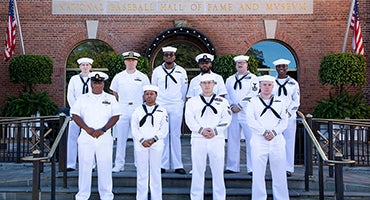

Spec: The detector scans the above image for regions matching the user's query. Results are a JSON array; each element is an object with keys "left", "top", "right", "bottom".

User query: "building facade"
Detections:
[{"left": 0, "top": 0, "right": 369, "bottom": 114}]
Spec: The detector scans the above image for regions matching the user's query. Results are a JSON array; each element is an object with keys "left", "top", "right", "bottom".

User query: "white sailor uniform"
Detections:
[
  {"left": 272, "top": 76, "right": 300, "bottom": 173},
  {"left": 66, "top": 73, "right": 92, "bottom": 170},
  {"left": 185, "top": 94, "right": 232, "bottom": 200},
  {"left": 131, "top": 103, "right": 169, "bottom": 200},
  {"left": 151, "top": 63, "right": 188, "bottom": 170},
  {"left": 110, "top": 70, "right": 150, "bottom": 171},
  {"left": 225, "top": 72, "right": 259, "bottom": 173},
  {"left": 246, "top": 94, "right": 289, "bottom": 200},
  {"left": 186, "top": 71, "right": 227, "bottom": 98},
  {"left": 71, "top": 92, "right": 121, "bottom": 200}
]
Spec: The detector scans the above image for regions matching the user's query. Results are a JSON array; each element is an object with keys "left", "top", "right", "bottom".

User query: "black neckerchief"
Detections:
[
  {"left": 139, "top": 104, "right": 159, "bottom": 127},
  {"left": 275, "top": 78, "right": 289, "bottom": 96},
  {"left": 233, "top": 73, "right": 249, "bottom": 90},
  {"left": 200, "top": 94, "right": 218, "bottom": 117},
  {"left": 162, "top": 66, "right": 178, "bottom": 89},
  {"left": 259, "top": 96, "right": 281, "bottom": 119},
  {"left": 79, "top": 75, "right": 90, "bottom": 94}
]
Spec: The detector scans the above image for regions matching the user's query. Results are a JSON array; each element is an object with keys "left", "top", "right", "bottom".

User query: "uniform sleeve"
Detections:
[
  {"left": 185, "top": 99, "right": 202, "bottom": 133},
  {"left": 181, "top": 69, "right": 189, "bottom": 101},
  {"left": 224, "top": 77, "right": 233, "bottom": 104},
  {"left": 130, "top": 109, "right": 142, "bottom": 142},
  {"left": 216, "top": 76, "right": 227, "bottom": 96},
  {"left": 245, "top": 98, "right": 266, "bottom": 135},
  {"left": 156, "top": 108, "right": 169, "bottom": 140},
  {"left": 110, "top": 75, "right": 118, "bottom": 92},
  {"left": 70, "top": 95, "right": 82, "bottom": 117},
  {"left": 151, "top": 68, "right": 158, "bottom": 87},
  {"left": 288, "top": 81, "right": 300, "bottom": 116},
  {"left": 273, "top": 104, "right": 289, "bottom": 134},
  {"left": 186, "top": 79, "right": 195, "bottom": 98},
  {"left": 143, "top": 74, "right": 150, "bottom": 86},
  {"left": 214, "top": 99, "right": 232, "bottom": 135},
  {"left": 67, "top": 76, "right": 76, "bottom": 107},
  {"left": 110, "top": 95, "right": 121, "bottom": 116}
]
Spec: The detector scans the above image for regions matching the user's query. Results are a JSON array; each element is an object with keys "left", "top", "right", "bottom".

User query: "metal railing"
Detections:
[
  {"left": 298, "top": 111, "right": 356, "bottom": 200},
  {"left": 21, "top": 115, "right": 70, "bottom": 200}
]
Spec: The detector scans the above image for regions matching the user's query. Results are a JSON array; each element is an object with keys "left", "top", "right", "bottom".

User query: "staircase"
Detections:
[{"left": 1, "top": 136, "right": 370, "bottom": 199}]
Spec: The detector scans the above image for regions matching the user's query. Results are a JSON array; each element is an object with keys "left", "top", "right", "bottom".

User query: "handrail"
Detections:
[
  {"left": 22, "top": 116, "right": 70, "bottom": 162},
  {"left": 297, "top": 111, "right": 355, "bottom": 200},
  {"left": 297, "top": 111, "right": 355, "bottom": 165}
]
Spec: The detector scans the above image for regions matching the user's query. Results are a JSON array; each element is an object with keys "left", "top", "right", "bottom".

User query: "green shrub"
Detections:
[
  {"left": 2, "top": 92, "right": 58, "bottom": 117},
  {"left": 313, "top": 91, "right": 370, "bottom": 119},
  {"left": 9, "top": 55, "right": 53, "bottom": 93}
]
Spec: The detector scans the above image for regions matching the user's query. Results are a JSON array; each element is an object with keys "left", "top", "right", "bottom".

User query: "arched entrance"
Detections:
[{"left": 145, "top": 27, "right": 216, "bottom": 80}]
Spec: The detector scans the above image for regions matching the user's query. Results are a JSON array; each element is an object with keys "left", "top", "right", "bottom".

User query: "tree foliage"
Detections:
[{"left": 9, "top": 55, "right": 53, "bottom": 93}]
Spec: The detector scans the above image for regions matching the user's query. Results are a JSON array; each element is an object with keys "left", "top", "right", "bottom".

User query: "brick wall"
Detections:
[{"left": 0, "top": 0, "right": 369, "bottom": 115}]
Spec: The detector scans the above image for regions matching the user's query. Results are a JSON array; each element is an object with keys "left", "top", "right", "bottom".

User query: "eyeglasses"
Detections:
[{"left": 164, "top": 53, "right": 175, "bottom": 57}]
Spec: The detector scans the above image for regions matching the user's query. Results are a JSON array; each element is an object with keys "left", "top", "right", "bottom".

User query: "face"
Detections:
[
  {"left": 143, "top": 90, "right": 157, "bottom": 105},
  {"left": 235, "top": 60, "right": 248, "bottom": 74},
  {"left": 259, "top": 81, "right": 274, "bottom": 96},
  {"left": 276, "top": 64, "right": 288, "bottom": 77},
  {"left": 200, "top": 80, "right": 215, "bottom": 94},
  {"left": 163, "top": 52, "right": 176, "bottom": 65},
  {"left": 199, "top": 61, "right": 212, "bottom": 74},
  {"left": 124, "top": 58, "right": 138, "bottom": 70},
  {"left": 79, "top": 63, "right": 92, "bottom": 74},
  {"left": 91, "top": 81, "right": 104, "bottom": 94}
]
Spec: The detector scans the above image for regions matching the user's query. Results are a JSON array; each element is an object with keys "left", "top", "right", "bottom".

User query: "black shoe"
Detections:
[
  {"left": 248, "top": 172, "right": 253, "bottom": 176},
  {"left": 224, "top": 170, "right": 237, "bottom": 174},
  {"left": 286, "top": 171, "right": 292, "bottom": 177},
  {"left": 66, "top": 168, "right": 75, "bottom": 172},
  {"left": 175, "top": 168, "right": 186, "bottom": 174},
  {"left": 161, "top": 168, "right": 166, "bottom": 173}
]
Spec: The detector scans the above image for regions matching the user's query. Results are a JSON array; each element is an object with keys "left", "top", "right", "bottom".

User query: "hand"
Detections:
[
  {"left": 231, "top": 105, "right": 241, "bottom": 113},
  {"left": 201, "top": 128, "right": 215, "bottom": 139},
  {"left": 263, "top": 130, "right": 274, "bottom": 141}
]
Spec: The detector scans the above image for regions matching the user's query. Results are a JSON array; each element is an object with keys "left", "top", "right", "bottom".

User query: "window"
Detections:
[{"left": 247, "top": 40, "right": 298, "bottom": 80}]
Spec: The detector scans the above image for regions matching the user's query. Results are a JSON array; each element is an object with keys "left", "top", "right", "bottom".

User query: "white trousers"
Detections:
[
  {"left": 161, "top": 103, "right": 184, "bottom": 170},
  {"left": 67, "top": 120, "right": 80, "bottom": 169},
  {"left": 191, "top": 137, "right": 225, "bottom": 200},
  {"left": 136, "top": 147, "right": 163, "bottom": 200},
  {"left": 75, "top": 131, "right": 114, "bottom": 200},
  {"left": 225, "top": 113, "right": 252, "bottom": 172},
  {"left": 251, "top": 134, "right": 289, "bottom": 200},
  {"left": 113, "top": 106, "right": 135, "bottom": 168},
  {"left": 283, "top": 117, "right": 297, "bottom": 173}
]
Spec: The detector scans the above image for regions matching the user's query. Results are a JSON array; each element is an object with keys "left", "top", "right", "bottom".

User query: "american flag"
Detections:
[
  {"left": 350, "top": 0, "right": 364, "bottom": 55},
  {"left": 4, "top": 0, "right": 17, "bottom": 61}
]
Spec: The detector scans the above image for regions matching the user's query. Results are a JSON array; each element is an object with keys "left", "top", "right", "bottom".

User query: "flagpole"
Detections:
[
  {"left": 341, "top": 0, "right": 356, "bottom": 53},
  {"left": 13, "top": 0, "right": 25, "bottom": 55}
]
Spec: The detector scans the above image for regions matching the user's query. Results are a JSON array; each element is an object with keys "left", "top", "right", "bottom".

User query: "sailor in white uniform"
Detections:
[
  {"left": 111, "top": 51, "right": 150, "bottom": 173},
  {"left": 66, "top": 57, "right": 93, "bottom": 171},
  {"left": 272, "top": 58, "right": 300, "bottom": 177},
  {"left": 224, "top": 55, "right": 259, "bottom": 174},
  {"left": 151, "top": 46, "right": 188, "bottom": 174},
  {"left": 186, "top": 53, "right": 227, "bottom": 99},
  {"left": 71, "top": 72, "right": 120, "bottom": 200},
  {"left": 131, "top": 85, "right": 169, "bottom": 200},
  {"left": 246, "top": 75, "right": 289, "bottom": 200},
  {"left": 185, "top": 74, "right": 232, "bottom": 200}
]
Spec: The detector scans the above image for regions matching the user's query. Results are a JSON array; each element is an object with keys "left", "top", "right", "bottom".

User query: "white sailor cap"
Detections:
[
  {"left": 272, "top": 58, "right": 291, "bottom": 66},
  {"left": 77, "top": 57, "right": 94, "bottom": 65},
  {"left": 143, "top": 85, "right": 159, "bottom": 92},
  {"left": 89, "top": 71, "right": 109, "bottom": 82},
  {"left": 195, "top": 53, "right": 214, "bottom": 63},
  {"left": 199, "top": 73, "right": 215, "bottom": 82},
  {"left": 162, "top": 46, "right": 177, "bottom": 52},
  {"left": 258, "top": 75, "right": 276, "bottom": 82},
  {"left": 233, "top": 55, "right": 250, "bottom": 62},
  {"left": 122, "top": 51, "right": 140, "bottom": 60}
]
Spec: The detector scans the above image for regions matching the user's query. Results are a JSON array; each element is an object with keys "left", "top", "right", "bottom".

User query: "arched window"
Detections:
[{"left": 247, "top": 40, "right": 298, "bottom": 80}]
